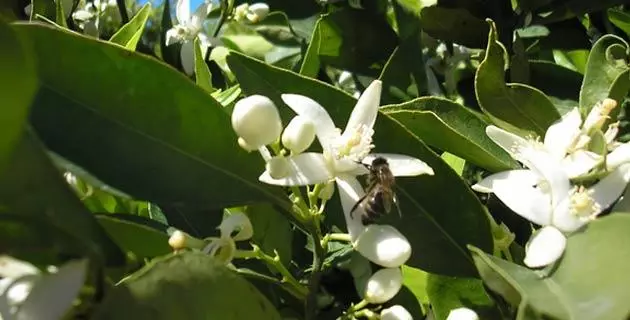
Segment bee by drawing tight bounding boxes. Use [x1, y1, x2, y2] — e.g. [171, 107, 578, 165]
[350, 157, 400, 225]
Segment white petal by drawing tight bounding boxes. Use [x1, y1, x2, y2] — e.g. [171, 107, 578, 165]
[549, 196, 584, 232]
[446, 307, 479, 320]
[203, 237, 236, 264]
[562, 150, 601, 178]
[218, 212, 253, 241]
[190, 1, 211, 31]
[489, 170, 552, 226]
[381, 305, 413, 320]
[524, 226, 566, 268]
[590, 164, 630, 212]
[606, 143, 630, 170]
[0, 256, 40, 279]
[165, 28, 182, 46]
[518, 146, 571, 208]
[364, 267, 403, 304]
[281, 94, 339, 148]
[335, 174, 367, 242]
[175, 0, 190, 24]
[544, 108, 582, 160]
[180, 40, 195, 75]
[354, 225, 411, 268]
[259, 153, 334, 186]
[365, 153, 434, 176]
[72, 9, 94, 21]
[486, 125, 530, 158]
[344, 80, 382, 133]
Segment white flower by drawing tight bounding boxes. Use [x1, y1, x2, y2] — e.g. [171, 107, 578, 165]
[72, 0, 120, 37]
[354, 225, 411, 268]
[446, 307, 479, 320]
[381, 305, 413, 320]
[165, 0, 213, 75]
[202, 212, 253, 264]
[282, 116, 316, 154]
[259, 80, 433, 241]
[0, 256, 40, 319]
[231, 95, 283, 149]
[246, 3, 270, 23]
[364, 267, 403, 304]
[473, 126, 630, 267]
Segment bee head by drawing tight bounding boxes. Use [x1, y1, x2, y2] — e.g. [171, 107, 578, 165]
[371, 157, 388, 166]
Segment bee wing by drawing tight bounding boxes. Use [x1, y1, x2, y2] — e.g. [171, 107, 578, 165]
[392, 193, 402, 218]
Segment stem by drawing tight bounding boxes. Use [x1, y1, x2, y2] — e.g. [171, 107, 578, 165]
[321, 233, 352, 249]
[235, 245, 308, 300]
[305, 221, 326, 320]
[234, 267, 306, 301]
[115, 0, 129, 24]
[212, 0, 230, 37]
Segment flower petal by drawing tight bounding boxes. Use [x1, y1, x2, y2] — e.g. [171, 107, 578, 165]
[218, 212, 253, 241]
[344, 80, 382, 133]
[259, 152, 333, 186]
[381, 305, 413, 320]
[518, 146, 571, 208]
[190, 1, 212, 31]
[203, 237, 236, 264]
[590, 163, 630, 213]
[364, 153, 434, 176]
[354, 225, 411, 268]
[180, 40, 195, 75]
[175, 0, 190, 24]
[606, 143, 630, 170]
[544, 108, 582, 160]
[486, 170, 552, 226]
[281, 94, 339, 147]
[446, 307, 479, 320]
[550, 196, 585, 232]
[485, 125, 530, 158]
[335, 174, 367, 242]
[524, 226, 566, 268]
[562, 150, 600, 178]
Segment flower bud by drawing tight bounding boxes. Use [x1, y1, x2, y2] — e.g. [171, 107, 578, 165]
[583, 98, 617, 133]
[354, 225, 411, 268]
[282, 116, 316, 154]
[446, 307, 479, 320]
[246, 3, 270, 23]
[318, 180, 335, 201]
[381, 305, 413, 320]
[265, 156, 291, 179]
[232, 95, 282, 149]
[168, 230, 205, 250]
[364, 267, 403, 304]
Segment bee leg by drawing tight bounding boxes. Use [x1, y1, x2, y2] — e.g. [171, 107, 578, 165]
[350, 194, 368, 219]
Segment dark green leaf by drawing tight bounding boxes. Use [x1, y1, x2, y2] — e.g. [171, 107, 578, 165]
[420, 6, 488, 49]
[96, 214, 171, 259]
[0, 131, 124, 264]
[471, 214, 630, 320]
[54, 0, 66, 28]
[226, 51, 493, 276]
[193, 36, 215, 93]
[93, 252, 282, 319]
[381, 97, 518, 172]
[427, 274, 499, 320]
[609, 8, 630, 38]
[253, 12, 301, 46]
[109, 3, 152, 51]
[0, 18, 35, 172]
[244, 205, 292, 267]
[579, 34, 630, 114]
[535, 0, 630, 24]
[515, 0, 552, 11]
[15, 23, 287, 209]
[31, 0, 55, 21]
[529, 60, 582, 115]
[298, 16, 321, 78]
[475, 20, 560, 137]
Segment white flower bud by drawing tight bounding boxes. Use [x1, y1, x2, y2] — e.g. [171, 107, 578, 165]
[381, 305, 413, 320]
[446, 307, 479, 320]
[364, 267, 403, 304]
[282, 116, 316, 154]
[265, 156, 291, 179]
[232, 95, 282, 149]
[318, 180, 335, 200]
[168, 230, 188, 250]
[246, 3, 270, 23]
[237, 137, 257, 152]
[354, 225, 411, 268]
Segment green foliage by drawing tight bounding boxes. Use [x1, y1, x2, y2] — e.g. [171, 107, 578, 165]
[110, 3, 152, 50]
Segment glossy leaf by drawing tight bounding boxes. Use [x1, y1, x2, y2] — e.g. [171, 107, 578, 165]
[420, 6, 488, 48]
[382, 97, 517, 172]
[96, 214, 172, 259]
[226, 51, 493, 277]
[109, 3, 152, 51]
[244, 205, 292, 267]
[470, 214, 630, 319]
[475, 20, 560, 137]
[0, 18, 35, 173]
[298, 16, 321, 78]
[0, 131, 124, 264]
[427, 274, 499, 320]
[193, 36, 215, 93]
[14, 23, 287, 210]
[609, 8, 630, 38]
[529, 60, 582, 115]
[579, 34, 630, 114]
[401, 265, 429, 312]
[93, 252, 282, 319]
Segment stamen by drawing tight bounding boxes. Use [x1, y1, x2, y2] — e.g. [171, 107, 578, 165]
[569, 186, 600, 221]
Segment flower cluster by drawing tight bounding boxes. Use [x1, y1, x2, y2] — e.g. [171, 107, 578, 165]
[72, 0, 122, 37]
[474, 99, 630, 268]
[230, 80, 434, 308]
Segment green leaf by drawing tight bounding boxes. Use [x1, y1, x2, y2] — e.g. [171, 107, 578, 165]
[609, 8, 630, 38]
[401, 265, 429, 312]
[298, 17, 321, 78]
[579, 34, 630, 115]
[314, 9, 398, 75]
[18, 259, 87, 320]
[382, 97, 518, 172]
[253, 12, 301, 46]
[31, 0, 55, 21]
[529, 60, 582, 115]
[0, 131, 124, 264]
[427, 274, 499, 320]
[441, 152, 465, 176]
[54, 0, 67, 28]
[109, 3, 152, 51]
[226, 51, 493, 277]
[0, 18, 35, 173]
[537, 0, 630, 24]
[93, 252, 282, 319]
[420, 6, 488, 48]
[470, 214, 630, 320]
[244, 205, 293, 267]
[96, 214, 172, 259]
[475, 20, 560, 137]
[14, 23, 287, 209]
[193, 36, 215, 93]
